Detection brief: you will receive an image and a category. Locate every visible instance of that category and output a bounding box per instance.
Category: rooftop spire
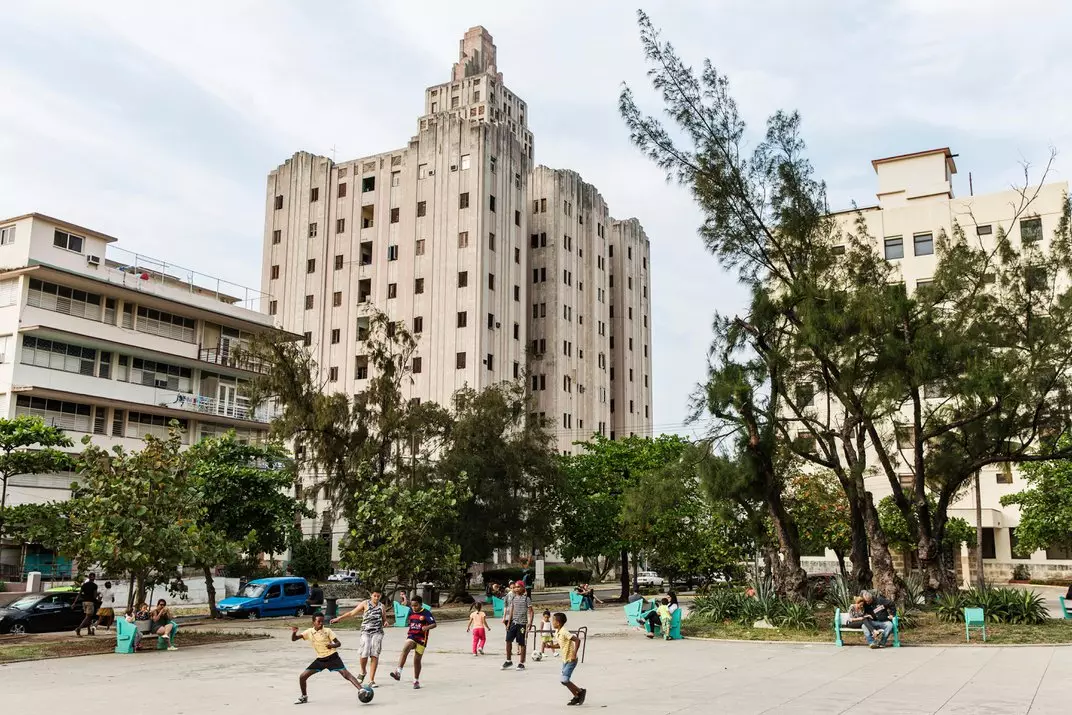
[452,26,498,81]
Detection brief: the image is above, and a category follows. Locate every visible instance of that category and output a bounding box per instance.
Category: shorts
[307,652,346,672]
[359,630,384,658]
[560,660,578,684]
[541,635,554,645]
[82,602,96,615]
[407,636,427,656]
[506,623,526,646]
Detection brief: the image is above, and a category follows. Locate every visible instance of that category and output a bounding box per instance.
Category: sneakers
[516,663,525,671]
[368,682,377,689]
[473,652,480,657]
[389,670,401,681]
[357,672,366,684]
[413,680,421,690]
[501,661,513,670]
[167,645,178,651]
[294,695,308,705]
[577,689,587,705]
[478,648,484,655]
[568,697,580,706]
[869,642,880,649]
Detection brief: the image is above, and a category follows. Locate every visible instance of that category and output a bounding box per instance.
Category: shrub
[1011,564,1031,581]
[690,589,747,622]
[935,586,1048,625]
[825,575,856,612]
[934,590,969,623]
[288,537,332,581]
[776,601,818,630]
[900,573,926,610]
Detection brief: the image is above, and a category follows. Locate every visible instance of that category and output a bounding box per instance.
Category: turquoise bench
[491,596,505,619]
[639,606,682,639]
[115,618,178,653]
[833,608,900,647]
[393,602,432,627]
[569,591,586,611]
[1059,597,1070,620]
[624,598,647,624]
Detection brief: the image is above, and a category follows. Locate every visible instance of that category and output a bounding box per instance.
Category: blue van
[217,577,310,619]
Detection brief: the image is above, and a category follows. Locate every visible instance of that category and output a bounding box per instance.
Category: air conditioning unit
[495,322,501,328]
[427,169,435,176]
[86,255,101,266]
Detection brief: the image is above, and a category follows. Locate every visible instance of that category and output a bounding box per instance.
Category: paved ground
[3,607,1071,713]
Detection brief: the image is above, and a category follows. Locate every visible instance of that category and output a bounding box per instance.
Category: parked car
[636,571,665,587]
[216,577,310,619]
[327,570,359,583]
[0,591,84,634]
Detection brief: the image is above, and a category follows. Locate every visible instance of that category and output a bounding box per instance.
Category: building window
[415,278,425,294]
[388,245,399,261]
[884,236,904,260]
[303,332,312,347]
[413,316,424,333]
[274,195,284,209]
[487,312,495,329]
[304,295,314,310]
[458,271,468,287]
[1009,528,1033,559]
[896,424,915,449]
[52,230,84,253]
[489,195,496,213]
[486,353,494,371]
[336,218,345,234]
[416,239,426,255]
[461,154,471,170]
[977,224,993,236]
[308,222,318,238]
[457,311,468,328]
[489,232,496,251]
[355,356,369,380]
[913,233,934,256]
[310,187,319,202]
[514,285,520,301]
[1021,217,1042,244]
[996,463,1013,484]
[337,183,347,198]
[488,273,495,290]
[417,201,427,217]
[270,265,279,280]
[460,192,470,209]
[391,172,400,187]
[330,329,340,344]
[513,361,519,378]
[515,247,520,264]
[513,322,519,339]
[387,207,398,224]
[981,528,997,559]
[306,259,316,274]
[362,176,375,192]
[412,357,422,374]
[271,229,280,245]
[514,210,520,226]
[328,366,338,382]
[334,254,344,270]
[387,283,397,299]
[333,291,342,307]
[458,231,469,248]
[268,300,277,315]
[456,352,467,369]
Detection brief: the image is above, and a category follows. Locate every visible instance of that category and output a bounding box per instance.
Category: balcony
[198,345,269,374]
[167,393,276,423]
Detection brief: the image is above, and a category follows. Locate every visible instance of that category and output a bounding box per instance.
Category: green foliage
[288,537,332,581]
[787,470,851,561]
[825,575,857,612]
[1002,439,1072,554]
[338,478,465,593]
[481,565,591,588]
[691,589,749,622]
[878,495,972,553]
[1012,564,1031,581]
[934,586,1049,625]
[690,588,817,630]
[0,416,74,538]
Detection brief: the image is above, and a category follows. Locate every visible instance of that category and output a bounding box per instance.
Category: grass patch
[682,609,1072,646]
[0,630,267,664]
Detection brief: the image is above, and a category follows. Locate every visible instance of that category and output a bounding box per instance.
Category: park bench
[392,601,432,627]
[1059,596,1071,620]
[833,608,900,648]
[115,617,179,654]
[623,598,648,624]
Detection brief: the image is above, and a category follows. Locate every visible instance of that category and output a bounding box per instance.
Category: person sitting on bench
[861,590,896,649]
[150,599,177,651]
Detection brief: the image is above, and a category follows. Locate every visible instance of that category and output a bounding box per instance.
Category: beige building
[0,212,282,579]
[263,28,655,468]
[814,148,1072,581]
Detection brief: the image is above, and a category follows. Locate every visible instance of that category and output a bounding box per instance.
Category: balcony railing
[198,345,269,374]
[168,393,269,423]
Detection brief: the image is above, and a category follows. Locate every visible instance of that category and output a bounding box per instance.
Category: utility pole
[974,470,985,590]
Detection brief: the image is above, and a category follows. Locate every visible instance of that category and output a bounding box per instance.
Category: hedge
[482,565,592,588]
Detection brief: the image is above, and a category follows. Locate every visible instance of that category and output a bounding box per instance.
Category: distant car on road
[0,591,84,634]
[636,571,665,587]
[327,570,359,583]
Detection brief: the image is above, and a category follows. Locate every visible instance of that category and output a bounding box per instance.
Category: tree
[1001,442,1072,554]
[877,494,973,557]
[185,433,303,617]
[436,381,560,594]
[289,537,332,581]
[555,434,689,599]
[785,470,852,577]
[338,478,465,594]
[0,416,74,546]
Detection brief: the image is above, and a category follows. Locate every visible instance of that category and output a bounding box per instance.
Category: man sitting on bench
[861,590,896,649]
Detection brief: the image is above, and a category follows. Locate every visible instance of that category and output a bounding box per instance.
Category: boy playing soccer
[389,596,437,689]
[553,612,586,706]
[534,609,556,661]
[291,613,365,705]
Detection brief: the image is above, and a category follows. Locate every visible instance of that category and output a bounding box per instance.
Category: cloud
[1,0,1069,437]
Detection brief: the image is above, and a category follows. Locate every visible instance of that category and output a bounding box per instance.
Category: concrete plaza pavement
[2,607,1071,714]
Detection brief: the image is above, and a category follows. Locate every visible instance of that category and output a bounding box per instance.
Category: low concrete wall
[104,577,243,608]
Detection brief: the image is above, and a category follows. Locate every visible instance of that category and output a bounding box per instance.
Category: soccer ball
[358,687,374,704]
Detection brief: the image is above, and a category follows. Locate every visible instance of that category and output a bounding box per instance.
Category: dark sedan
[0,591,84,634]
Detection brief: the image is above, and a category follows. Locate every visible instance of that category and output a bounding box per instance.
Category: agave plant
[690,589,746,622]
[900,573,927,609]
[934,590,969,623]
[825,575,857,612]
[776,601,818,630]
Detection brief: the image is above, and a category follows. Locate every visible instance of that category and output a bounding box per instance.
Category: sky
[2,0,1071,439]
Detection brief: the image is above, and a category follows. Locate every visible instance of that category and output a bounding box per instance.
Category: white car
[327,570,359,583]
[636,571,665,587]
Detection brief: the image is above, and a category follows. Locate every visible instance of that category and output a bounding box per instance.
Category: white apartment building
[0,212,284,579]
[816,148,1072,581]
[608,218,654,441]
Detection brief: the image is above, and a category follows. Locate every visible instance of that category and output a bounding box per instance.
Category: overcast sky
[2,0,1070,438]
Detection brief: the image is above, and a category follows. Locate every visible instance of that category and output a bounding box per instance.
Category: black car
[0,591,85,634]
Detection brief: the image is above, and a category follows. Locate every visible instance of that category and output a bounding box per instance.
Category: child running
[467,601,490,656]
[290,613,365,705]
[553,612,586,706]
[390,595,437,689]
[534,609,556,661]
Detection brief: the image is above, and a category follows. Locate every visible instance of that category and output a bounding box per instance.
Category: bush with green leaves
[825,575,857,611]
[934,586,1049,625]
[1012,564,1031,581]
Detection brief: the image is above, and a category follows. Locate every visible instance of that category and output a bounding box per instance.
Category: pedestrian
[308,582,324,609]
[389,595,436,689]
[501,581,534,671]
[291,613,365,705]
[150,599,177,651]
[96,581,116,631]
[331,589,387,687]
[534,609,556,661]
[553,612,586,706]
[522,564,533,599]
[467,601,490,656]
[75,572,98,637]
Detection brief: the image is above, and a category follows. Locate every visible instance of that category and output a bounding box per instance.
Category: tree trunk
[834,549,848,580]
[203,565,219,619]
[765,485,807,600]
[917,535,952,594]
[862,494,902,602]
[619,548,630,600]
[126,572,136,610]
[847,497,872,590]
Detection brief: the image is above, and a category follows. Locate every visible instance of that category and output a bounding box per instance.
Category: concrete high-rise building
[263,27,532,414]
[262,27,655,468]
[0,212,282,578]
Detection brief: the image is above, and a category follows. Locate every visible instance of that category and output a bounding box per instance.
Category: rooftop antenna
[969,171,974,197]
[330,145,337,162]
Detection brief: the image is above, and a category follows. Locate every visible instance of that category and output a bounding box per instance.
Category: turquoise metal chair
[964,607,986,642]
[491,596,505,619]
[569,591,585,611]
[1059,597,1070,620]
